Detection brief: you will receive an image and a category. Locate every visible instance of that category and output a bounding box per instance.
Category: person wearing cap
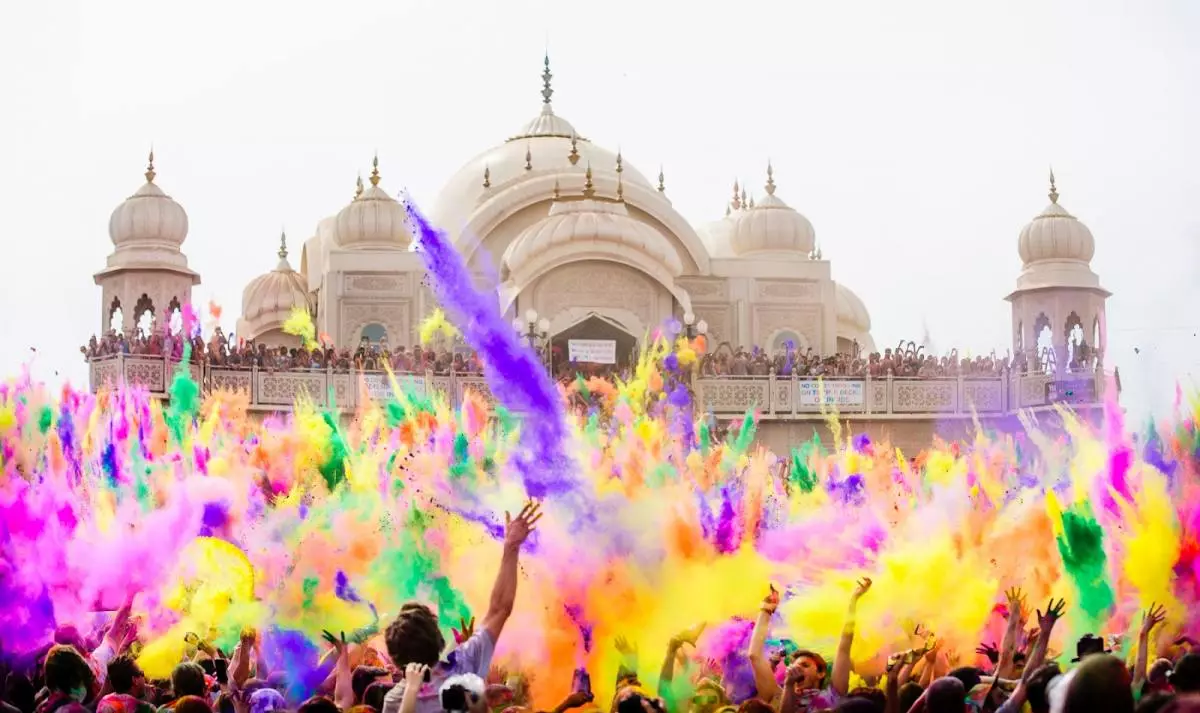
[1071,635,1109,663]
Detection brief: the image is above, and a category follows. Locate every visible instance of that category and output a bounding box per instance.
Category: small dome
[334,158,412,250]
[1017,172,1095,264]
[503,178,683,278]
[836,283,872,332]
[108,151,189,249]
[728,166,816,256]
[239,232,314,341]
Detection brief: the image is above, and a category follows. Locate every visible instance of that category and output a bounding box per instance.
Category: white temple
[94,56,1108,370]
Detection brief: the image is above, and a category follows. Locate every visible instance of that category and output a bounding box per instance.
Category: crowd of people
[81,332,1100,383]
[2,519,1194,713]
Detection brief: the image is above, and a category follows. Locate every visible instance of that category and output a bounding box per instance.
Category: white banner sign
[568,339,617,364]
[363,373,426,402]
[798,380,864,407]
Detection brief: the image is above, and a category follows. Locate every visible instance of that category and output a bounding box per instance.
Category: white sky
[1,0,1198,422]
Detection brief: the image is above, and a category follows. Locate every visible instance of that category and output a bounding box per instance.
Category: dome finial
[145,147,156,183]
[568,131,580,165]
[552,178,561,201]
[482,164,491,189]
[731,180,741,210]
[765,160,776,195]
[1048,166,1059,204]
[355,173,364,199]
[657,166,666,193]
[582,163,595,199]
[278,229,288,260]
[740,186,748,210]
[616,168,625,202]
[524,144,533,171]
[541,53,554,105]
[370,154,381,186]
[616,147,624,174]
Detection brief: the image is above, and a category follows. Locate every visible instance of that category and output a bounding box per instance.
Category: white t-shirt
[381,632,496,713]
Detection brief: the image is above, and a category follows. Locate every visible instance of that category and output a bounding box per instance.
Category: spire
[1048,166,1059,204]
[278,230,289,261]
[748,196,756,209]
[740,186,748,210]
[541,53,554,105]
[582,163,595,199]
[731,180,741,210]
[524,144,533,171]
[616,148,624,174]
[482,165,491,189]
[145,148,156,183]
[355,174,364,199]
[765,161,776,195]
[616,168,625,202]
[552,178,561,201]
[369,154,381,186]
[657,166,666,193]
[568,132,580,165]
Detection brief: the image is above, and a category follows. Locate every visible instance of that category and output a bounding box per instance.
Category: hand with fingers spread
[671,623,706,649]
[975,642,1000,665]
[504,500,543,549]
[1142,603,1168,635]
[452,616,476,645]
[1004,587,1028,620]
[404,662,429,688]
[1037,598,1066,631]
[321,630,347,655]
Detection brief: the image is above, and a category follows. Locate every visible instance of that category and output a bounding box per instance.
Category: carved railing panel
[962,378,1004,414]
[90,357,122,391]
[697,379,770,413]
[892,379,957,413]
[123,357,166,392]
[257,372,328,407]
[209,368,253,397]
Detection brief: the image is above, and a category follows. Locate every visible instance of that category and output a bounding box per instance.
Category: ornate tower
[1006,170,1110,374]
[94,151,201,337]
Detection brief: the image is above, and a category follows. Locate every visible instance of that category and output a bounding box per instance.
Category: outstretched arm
[1133,604,1167,692]
[748,586,782,704]
[996,588,1026,679]
[481,501,542,642]
[832,578,872,696]
[993,598,1065,713]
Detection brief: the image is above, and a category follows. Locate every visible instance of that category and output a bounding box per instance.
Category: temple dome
[238,233,313,341]
[333,158,412,250]
[108,151,189,249]
[431,56,654,240]
[1017,172,1095,264]
[728,166,816,256]
[503,190,683,279]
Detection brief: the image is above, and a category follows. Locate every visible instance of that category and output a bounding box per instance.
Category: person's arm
[322,631,354,710]
[884,654,902,713]
[541,691,594,713]
[748,586,782,703]
[399,664,429,713]
[231,632,254,689]
[993,598,1065,713]
[832,578,872,696]
[1133,604,1167,692]
[659,624,704,694]
[996,588,1025,679]
[481,502,542,642]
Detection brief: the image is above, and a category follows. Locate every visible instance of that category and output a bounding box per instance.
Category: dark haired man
[382,501,541,713]
[97,655,156,713]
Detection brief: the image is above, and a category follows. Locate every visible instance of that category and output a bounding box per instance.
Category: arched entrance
[550,313,638,376]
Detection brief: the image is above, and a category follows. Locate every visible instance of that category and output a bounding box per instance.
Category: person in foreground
[381,501,542,713]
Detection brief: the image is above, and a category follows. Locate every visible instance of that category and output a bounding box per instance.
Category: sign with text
[798,380,864,407]
[363,373,426,402]
[1045,378,1096,404]
[568,339,617,364]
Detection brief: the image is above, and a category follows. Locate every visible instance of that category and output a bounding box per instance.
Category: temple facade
[88,56,1112,451]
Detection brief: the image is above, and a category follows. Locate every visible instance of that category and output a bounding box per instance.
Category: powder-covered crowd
[1,503,1192,713]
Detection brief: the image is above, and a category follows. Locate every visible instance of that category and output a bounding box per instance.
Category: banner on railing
[363,373,426,402]
[568,339,616,364]
[798,380,864,407]
[1045,378,1096,404]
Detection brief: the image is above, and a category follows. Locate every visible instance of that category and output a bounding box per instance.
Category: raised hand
[763,585,780,614]
[614,635,638,659]
[1004,587,1027,620]
[504,501,543,549]
[452,616,476,645]
[672,623,706,648]
[1036,599,1067,631]
[975,642,1000,664]
[321,630,347,655]
[852,577,873,601]
[1142,603,1168,635]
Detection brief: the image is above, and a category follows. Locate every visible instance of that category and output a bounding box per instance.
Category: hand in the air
[504,501,543,549]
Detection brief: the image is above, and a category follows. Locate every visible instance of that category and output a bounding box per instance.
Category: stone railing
[695,371,1107,417]
[87,355,1106,417]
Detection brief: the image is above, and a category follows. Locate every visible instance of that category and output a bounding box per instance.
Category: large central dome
[431,56,654,242]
